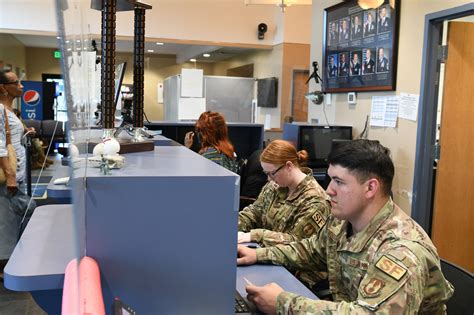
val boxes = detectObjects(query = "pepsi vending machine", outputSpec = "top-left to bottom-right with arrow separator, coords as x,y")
21,81 -> 55,120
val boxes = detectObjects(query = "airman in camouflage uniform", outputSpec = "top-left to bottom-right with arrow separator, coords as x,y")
237,140 -> 453,314
239,167 -> 330,246
239,140 -> 331,290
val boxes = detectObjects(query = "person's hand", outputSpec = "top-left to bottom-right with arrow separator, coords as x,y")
246,283 -> 283,315
237,231 -> 251,243
6,176 -> 18,195
237,245 -> 257,266
184,131 -> 194,148
26,127 -> 36,137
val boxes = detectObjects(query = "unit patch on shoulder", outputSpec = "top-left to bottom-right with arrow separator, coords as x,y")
375,255 -> 407,281
361,278 -> 385,298
312,211 -> 326,228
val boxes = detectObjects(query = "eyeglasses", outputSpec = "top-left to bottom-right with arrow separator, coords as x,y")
263,164 -> 285,178
3,80 -> 21,85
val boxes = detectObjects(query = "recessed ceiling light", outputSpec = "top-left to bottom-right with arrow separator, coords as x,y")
65,40 -> 70,44
156,42 -> 164,45
203,53 -> 211,58
56,36 -> 61,39
147,49 -> 154,53
190,58 -> 197,62
76,40 -> 81,43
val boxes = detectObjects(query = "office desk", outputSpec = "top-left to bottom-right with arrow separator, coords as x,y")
5,204 -> 317,314
4,204 -> 75,315
236,265 -> 318,300
47,165 -> 71,201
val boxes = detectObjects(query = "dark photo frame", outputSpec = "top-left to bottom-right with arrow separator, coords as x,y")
323,0 -> 400,93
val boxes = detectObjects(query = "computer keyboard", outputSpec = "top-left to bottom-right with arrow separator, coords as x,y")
235,290 -> 251,313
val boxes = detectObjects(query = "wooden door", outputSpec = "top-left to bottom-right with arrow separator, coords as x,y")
291,70 -> 309,122
432,22 -> 474,272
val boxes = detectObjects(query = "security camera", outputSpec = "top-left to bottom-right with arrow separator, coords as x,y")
305,91 -> 324,105
258,23 -> 268,40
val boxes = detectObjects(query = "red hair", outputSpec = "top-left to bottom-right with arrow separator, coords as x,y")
195,111 -> 235,159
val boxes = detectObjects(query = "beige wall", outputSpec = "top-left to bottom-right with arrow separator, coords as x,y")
26,47 -> 61,80
310,0 -> 473,213
0,33 -> 27,73
116,53 -> 215,121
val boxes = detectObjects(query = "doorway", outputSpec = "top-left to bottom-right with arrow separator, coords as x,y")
291,69 -> 309,122
42,73 -> 66,122
412,3 -> 474,273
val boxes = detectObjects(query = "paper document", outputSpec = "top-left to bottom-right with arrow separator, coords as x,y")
398,93 -> 419,121
370,96 -> 399,128
181,69 -> 203,98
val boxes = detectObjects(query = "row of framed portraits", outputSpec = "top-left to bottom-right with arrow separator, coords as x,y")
328,5 -> 392,46
323,0 -> 400,92
327,47 -> 391,78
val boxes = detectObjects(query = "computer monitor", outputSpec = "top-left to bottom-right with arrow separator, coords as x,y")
257,77 -> 278,108
283,123 -> 352,169
300,126 -> 352,169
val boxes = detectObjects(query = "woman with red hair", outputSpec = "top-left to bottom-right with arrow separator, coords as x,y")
184,111 -> 239,173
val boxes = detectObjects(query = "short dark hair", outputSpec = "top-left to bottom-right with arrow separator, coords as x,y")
328,139 -> 394,196
0,69 -> 12,84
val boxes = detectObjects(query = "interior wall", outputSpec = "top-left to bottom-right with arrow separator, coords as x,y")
116,53 -> 215,121
212,47 -> 283,129
25,47 -> 60,80
309,0 -> 473,214
0,33 -> 27,73
5,34 -> 217,121
0,1 -> 311,47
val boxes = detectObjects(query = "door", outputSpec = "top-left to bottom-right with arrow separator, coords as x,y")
431,22 -> 474,272
291,70 -> 309,122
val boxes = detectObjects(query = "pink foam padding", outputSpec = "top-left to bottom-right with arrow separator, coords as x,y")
62,256 -> 105,315
62,258 -> 79,314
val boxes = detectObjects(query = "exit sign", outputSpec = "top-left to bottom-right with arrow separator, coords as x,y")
54,51 -> 61,59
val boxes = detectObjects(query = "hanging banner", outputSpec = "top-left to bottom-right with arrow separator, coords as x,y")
21,81 -> 44,120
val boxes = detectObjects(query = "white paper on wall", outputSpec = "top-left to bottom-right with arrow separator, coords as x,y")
370,96 -> 399,128
181,69 -> 204,98
178,97 -> 206,120
370,96 -> 387,127
399,93 -> 419,122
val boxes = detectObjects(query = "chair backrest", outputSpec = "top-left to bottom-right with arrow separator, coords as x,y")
440,259 -> 474,314
41,120 -> 65,139
240,149 -> 267,198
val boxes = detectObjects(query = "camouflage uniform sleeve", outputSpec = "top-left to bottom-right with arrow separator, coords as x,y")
250,199 -> 330,247
238,182 -> 274,231
275,244 -> 452,314
256,229 -> 328,272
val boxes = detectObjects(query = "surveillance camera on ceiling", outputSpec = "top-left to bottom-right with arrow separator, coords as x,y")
258,23 -> 268,40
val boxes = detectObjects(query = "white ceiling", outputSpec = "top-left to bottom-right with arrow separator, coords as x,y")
12,33 -> 257,64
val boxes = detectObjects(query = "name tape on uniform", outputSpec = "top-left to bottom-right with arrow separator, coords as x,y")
375,255 -> 407,281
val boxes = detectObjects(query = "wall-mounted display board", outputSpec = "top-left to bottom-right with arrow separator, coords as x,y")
323,0 -> 400,93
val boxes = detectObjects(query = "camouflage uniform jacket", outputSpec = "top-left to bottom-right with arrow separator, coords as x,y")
239,167 -> 331,288
256,199 -> 454,314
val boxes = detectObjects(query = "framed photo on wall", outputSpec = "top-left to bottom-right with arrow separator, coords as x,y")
323,0 -> 400,93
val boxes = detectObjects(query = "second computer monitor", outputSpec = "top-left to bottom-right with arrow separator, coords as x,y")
283,123 -> 352,169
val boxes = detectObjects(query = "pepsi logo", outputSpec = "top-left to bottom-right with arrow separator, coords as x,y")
23,90 -> 41,106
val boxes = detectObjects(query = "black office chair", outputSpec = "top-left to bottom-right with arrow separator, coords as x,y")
239,149 -> 267,211
440,259 -> 474,314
